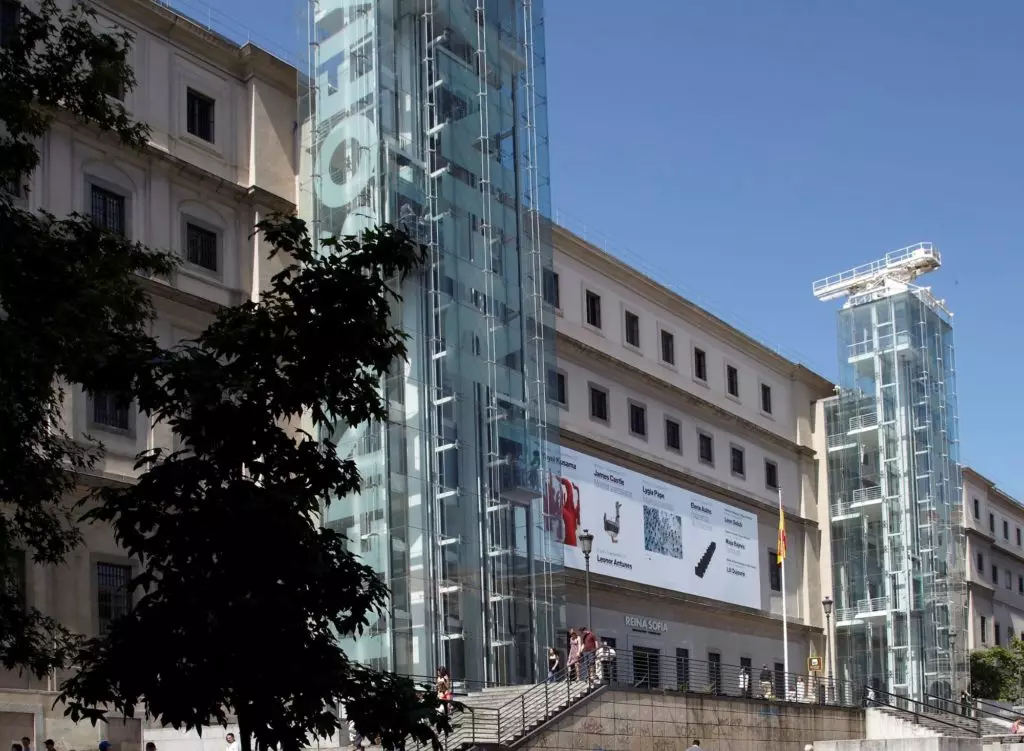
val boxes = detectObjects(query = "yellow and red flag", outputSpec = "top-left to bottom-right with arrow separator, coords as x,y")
777,505 -> 787,565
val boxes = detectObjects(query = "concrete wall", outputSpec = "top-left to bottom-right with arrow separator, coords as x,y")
0,691 -> 140,751
516,688 -> 864,751
817,741 -> 982,751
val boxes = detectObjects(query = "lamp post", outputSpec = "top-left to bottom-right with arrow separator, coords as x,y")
948,628 -> 957,708
822,595 -> 834,704
580,530 -> 594,629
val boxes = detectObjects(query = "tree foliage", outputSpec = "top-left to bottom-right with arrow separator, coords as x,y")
970,642 -> 1024,702
0,0 -> 174,676
58,217 -> 446,751
2,3 -> 448,749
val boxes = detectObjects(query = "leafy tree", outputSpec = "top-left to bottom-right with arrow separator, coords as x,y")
0,0 -> 174,676
2,3 -> 448,749
970,642 -> 1024,702
58,217 -> 449,751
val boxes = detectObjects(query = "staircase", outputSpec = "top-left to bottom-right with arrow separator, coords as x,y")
870,688 -> 982,738
408,677 -> 601,750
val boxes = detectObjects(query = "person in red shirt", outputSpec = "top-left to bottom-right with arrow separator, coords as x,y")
580,627 -> 598,682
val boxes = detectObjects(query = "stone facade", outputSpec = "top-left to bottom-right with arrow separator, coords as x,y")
518,689 -> 864,751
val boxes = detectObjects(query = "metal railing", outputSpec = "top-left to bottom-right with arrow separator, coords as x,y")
869,686 -> 980,736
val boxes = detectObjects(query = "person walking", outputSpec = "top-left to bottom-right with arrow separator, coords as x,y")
547,647 -> 561,681
436,666 -> 453,717
567,629 -> 581,681
596,639 -> 617,683
581,627 -> 598,683
738,665 -> 750,698
759,664 -> 773,699
685,740 -> 701,751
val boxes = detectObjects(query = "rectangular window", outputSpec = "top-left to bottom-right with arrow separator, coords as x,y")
675,648 -> 690,690
91,392 -> 130,431
708,652 -> 722,695
730,445 -> 745,478
973,498 -> 980,519
976,552 -> 984,571
765,459 -> 779,490
90,185 -> 126,235
726,365 -> 740,398
665,418 -> 681,452
981,616 -> 988,643
547,369 -> 567,406
186,88 -> 215,142
698,431 -> 714,466
185,222 -> 218,271
542,269 -> 560,308
628,402 -> 647,438
1018,575 -> 1022,594
585,290 -> 602,328
624,310 -> 640,347
96,562 -> 131,635
0,0 -> 19,49
693,347 -> 707,381
990,513 -> 996,533
589,385 -> 608,422
768,551 -> 781,591
1007,569 -> 1013,590
1018,528 -> 1021,547
761,383 -> 773,415
5,550 -> 26,604
996,622 -> 1002,646
95,61 -> 125,101
992,564 -> 999,585
1005,520 -> 1010,540
660,330 -> 675,365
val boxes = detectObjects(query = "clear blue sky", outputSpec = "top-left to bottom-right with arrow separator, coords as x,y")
181,0 -> 1024,496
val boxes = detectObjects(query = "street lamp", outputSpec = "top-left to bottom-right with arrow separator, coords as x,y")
579,530 -> 594,629
822,595 -> 834,703
949,629 -> 957,699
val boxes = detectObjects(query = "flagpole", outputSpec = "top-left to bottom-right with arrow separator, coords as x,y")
779,485 -> 790,700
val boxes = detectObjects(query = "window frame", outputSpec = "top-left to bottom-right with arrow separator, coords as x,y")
627,400 -> 647,440
973,498 -> 980,519
664,417 -> 682,453
92,556 -> 134,636
697,429 -> 714,467
623,309 -> 641,349
692,346 -> 708,383
981,616 -> 988,643
760,381 -> 773,416
87,390 -> 136,437
183,217 -> 221,275
1005,519 -> 1010,540
87,179 -> 129,237
730,444 -> 745,479
768,550 -> 781,592
764,459 -> 779,491
659,327 -> 676,367
990,513 -> 995,533
547,369 -> 568,408
725,363 -> 740,399
584,289 -> 602,330
186,87 -> 216,143
588,383 -> 609,424
542,268 -> 560,310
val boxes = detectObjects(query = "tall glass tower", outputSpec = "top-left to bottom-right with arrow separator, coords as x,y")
297,0 -> 563,687
813,244 -> 966,702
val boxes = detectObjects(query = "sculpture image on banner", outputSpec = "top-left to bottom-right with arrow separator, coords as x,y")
545,445 -> 762,609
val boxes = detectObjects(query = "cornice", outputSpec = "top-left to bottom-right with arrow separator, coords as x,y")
557,331 -> 817,460
558,426 -> 819,530
561,570 -> 822,636
98,0 -> 299,95
551,223 -> 834,399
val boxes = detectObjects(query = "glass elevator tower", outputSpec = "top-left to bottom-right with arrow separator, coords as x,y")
813,244 -> 966,702
297,0 -> 563,686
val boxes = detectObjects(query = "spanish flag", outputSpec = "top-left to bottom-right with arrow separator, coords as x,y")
777,505 -> 787,565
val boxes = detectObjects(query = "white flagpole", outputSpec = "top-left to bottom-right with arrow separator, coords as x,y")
779,485 -> 790,700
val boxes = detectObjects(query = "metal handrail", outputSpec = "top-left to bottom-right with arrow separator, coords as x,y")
871,686 -> 979,736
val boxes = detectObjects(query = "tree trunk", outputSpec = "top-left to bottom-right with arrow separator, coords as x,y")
238,709 -> 254,751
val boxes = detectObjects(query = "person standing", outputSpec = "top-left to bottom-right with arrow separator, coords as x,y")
567,629 -> 581,681
759,664 -> 773,699
547,647 -> 561,681
738,666 -> 750,698
436,666 -> 453,717
596,639 -> 616,683
22,737 -> 32,751
581,627 -> 598,682
224,733 -> 239,751
685,741 -> 701,751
